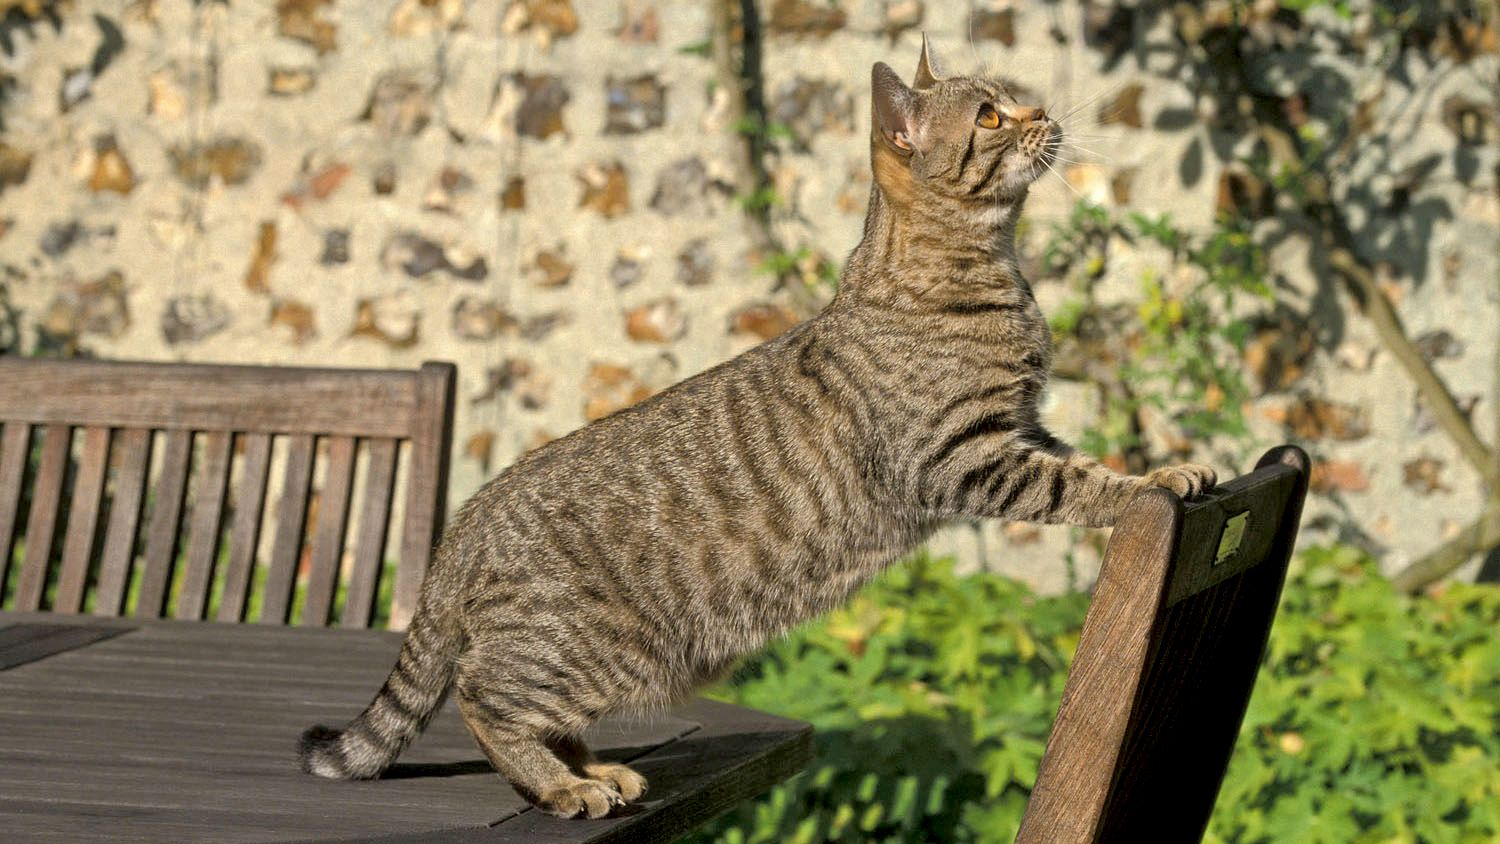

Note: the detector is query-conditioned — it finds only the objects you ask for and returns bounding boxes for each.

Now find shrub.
[695,546,1500,843]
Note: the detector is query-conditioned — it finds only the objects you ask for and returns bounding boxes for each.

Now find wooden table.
[0,612,812,843]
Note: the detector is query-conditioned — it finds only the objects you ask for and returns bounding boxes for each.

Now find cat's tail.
[298,594,463,780]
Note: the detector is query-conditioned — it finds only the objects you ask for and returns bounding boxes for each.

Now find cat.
[298,40,1215,820]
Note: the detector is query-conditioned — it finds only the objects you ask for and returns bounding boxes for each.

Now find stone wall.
[1,0,1496,590]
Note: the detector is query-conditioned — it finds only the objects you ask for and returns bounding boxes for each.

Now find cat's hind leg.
[455,688,623,819]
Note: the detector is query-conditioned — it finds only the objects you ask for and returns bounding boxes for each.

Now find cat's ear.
[872,62,917,155]
[914,34,943,90]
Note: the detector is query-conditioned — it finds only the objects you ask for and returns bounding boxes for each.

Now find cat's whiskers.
[1053,84,1118,125]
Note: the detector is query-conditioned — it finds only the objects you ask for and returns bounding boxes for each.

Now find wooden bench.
[0,356,812,843]
[0,357,455,629]
[1017,445,1311,843]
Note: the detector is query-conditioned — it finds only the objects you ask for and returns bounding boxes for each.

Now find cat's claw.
[1144,463,1217,499]
[538,779,624,819]
[585,762,648,802]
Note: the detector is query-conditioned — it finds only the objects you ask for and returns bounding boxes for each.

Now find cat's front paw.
[1143,463,1216,499]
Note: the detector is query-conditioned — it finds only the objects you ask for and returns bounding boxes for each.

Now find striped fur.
[298,45,1214,820]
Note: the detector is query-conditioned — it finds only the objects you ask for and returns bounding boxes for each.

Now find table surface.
[0,611,812,844]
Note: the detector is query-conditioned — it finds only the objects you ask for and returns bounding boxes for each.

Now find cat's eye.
[976,104,1001,129]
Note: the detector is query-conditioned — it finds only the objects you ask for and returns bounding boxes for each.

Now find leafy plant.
[695,546,1500,843]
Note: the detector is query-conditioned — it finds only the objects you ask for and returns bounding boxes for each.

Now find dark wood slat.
[0,623,130,670]
[344,438,397,629]
[175,431,233,621]
[303,437,356,627]
[0,422,34,600]
[94,429,152,617]
[135,430,193,618]
[0,358,420,438]
[261,435,315,624]
[14,425,72,611]
[218,433,272,623]
[53,427,112,614]
[394,362,455,630]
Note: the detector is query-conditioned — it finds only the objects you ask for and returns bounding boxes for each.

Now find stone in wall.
[1415,329,1463,362]
[148,59,218,119]
[605,75,666,134]
[269,299,317,344]
[363,71,436,137]
[625,298,685,342]
[382,231,488,281]
[40,270,130,352]
[970,7,1017,45]
[276,0,337,54]
[772,78,854,150]
[476,358,552,410]
[282,162,352,208]
[1310,460,1370,495]
[500,177,526,210]
[1402,457,1449,494]
[1264,396,1370,441]
[577,161,630,218]
[39,221,114,259]
[162,294,231,345]
[729,302,800,342]
[610,247,649,288]
[881,1,924,40]
[169,138,262,188]
[650,157,731,216]
[0,143,32,193]
[615,0,658,43]
[529,245,575,287]
[675,240,713,287]
[1099,84,1145,129]
[373,162,398,195]
[84,135,134,195]
[518,310,571,341]
[769,0,847,38]
[465,430,497,472]
[452,297,518,341]
[502,0,580,49]
[422,167,475,214]
[320,229,350,265]
[268,67,316,96]
[582,355,676,421]
[243,222,278,294]
[505,73,570,140]
[352,293,419,348]
[389,0,465,37]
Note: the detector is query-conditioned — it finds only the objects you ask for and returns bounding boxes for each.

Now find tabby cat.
[299,41,1216,819]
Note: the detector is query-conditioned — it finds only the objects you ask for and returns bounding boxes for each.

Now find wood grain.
[343,438,397,629]
[261,434,315,625]
[393,362,455,631]
[0,359,421,439]
[0,422,33,599]
[176,431,233,621]
[53,427,112,613]
[302,436,355,626]
[135,430,193,618]
[217,433,272,623]
[14,425,71,611]
[1015,445,1310,844]
[93,429,152,617]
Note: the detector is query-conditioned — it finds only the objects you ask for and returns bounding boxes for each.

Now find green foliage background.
[692,548,1500,843]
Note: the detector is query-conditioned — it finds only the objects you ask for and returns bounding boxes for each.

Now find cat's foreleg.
[938,429,1214,528]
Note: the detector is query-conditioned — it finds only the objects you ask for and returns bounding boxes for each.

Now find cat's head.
[869,39,1059,217]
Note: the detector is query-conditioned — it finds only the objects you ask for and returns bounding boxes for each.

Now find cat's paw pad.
[538,779,624,819]
[1145,463,1216,498]
[584,762,647,802]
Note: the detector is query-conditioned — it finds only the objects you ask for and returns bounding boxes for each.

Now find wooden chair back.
[0,358,455,630]
[1016,445,1310,844]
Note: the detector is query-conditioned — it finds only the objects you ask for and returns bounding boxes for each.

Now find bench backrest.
[1017,445,1310,843]
[0,358,455,630]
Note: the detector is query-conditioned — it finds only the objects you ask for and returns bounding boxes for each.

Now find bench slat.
[261,435,314,624]
[217,433,272,623]
[15,425,72,611]
[301,436,355,626]
[93,429,152,617]
[176,431,233,621]
[136,430,193,617]
[343,438,397,629]
[0,422,33,598]
[53,427,112,613]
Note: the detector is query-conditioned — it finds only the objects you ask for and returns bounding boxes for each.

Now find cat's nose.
[1001,104,1046,124]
